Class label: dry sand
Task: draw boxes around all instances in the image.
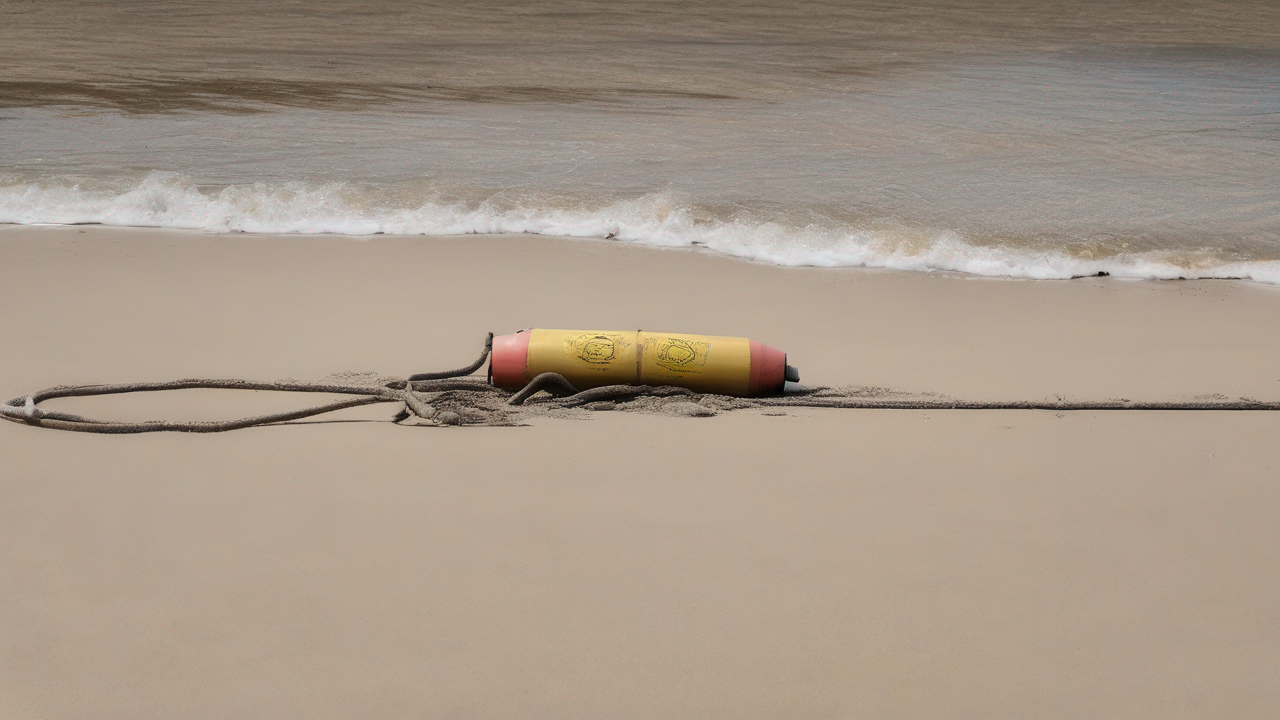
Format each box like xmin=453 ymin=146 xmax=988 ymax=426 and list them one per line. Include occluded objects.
xmin=2 ymin=225 xmax=1279 ymax=718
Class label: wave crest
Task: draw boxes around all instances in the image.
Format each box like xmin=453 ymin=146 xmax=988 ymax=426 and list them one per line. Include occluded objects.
xmin=3 ymin=171 xmax=1278 ymax=284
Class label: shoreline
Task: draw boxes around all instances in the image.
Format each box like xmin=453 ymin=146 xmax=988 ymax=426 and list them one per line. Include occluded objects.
xmin=6 ymin=203 xmax=1280 ymax=286
xmin=3 ymin=225 xmax=1279 ymax=718
xmin=9 ymin=219 xmax=1280 ymax=284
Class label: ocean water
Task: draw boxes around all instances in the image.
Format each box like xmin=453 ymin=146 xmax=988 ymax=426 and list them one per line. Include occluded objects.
xmin=2 ymin=0 xmax=1279 ymax=281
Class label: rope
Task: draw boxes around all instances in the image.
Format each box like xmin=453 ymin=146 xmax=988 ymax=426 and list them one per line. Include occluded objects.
xmin=516 ymin=379 xmax=1280 ymax=412
xmin=751 ymin=398 xmax=1280 ymax=411
xmin=4 ymin=333 xmax=1280 ymax=434
xmin=0 ymin=337 xmax=496 ymax=434
xmin=507 ymin=372 xmax=581 ymax=405
xmin=406 ymin=333 xmax=493 ymax=382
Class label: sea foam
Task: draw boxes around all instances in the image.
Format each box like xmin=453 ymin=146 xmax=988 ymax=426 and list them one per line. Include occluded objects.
xmin=4 ymin=172 xmax=1279 ymax=285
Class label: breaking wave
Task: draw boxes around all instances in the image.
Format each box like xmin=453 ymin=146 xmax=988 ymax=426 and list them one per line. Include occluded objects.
xmin=4 ymin=171 xmax=1279 ymax=284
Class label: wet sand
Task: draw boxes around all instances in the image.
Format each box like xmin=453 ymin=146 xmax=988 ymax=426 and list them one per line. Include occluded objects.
xmin=2 ymin=226 xmax=1279 ymax=718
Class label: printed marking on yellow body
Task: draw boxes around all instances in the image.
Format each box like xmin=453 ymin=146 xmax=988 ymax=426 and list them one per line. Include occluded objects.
xmin=527 ymin=329 xmax=639 ymax=387
xmin=526 ymin=329 xmax=754 ymax=394
xmin=639 ymin=332 xmax=751 ymax=395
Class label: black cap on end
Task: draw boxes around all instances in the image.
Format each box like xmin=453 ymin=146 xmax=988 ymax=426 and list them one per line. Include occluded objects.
xmin=784 ymin=364 xmax=800 ymax=383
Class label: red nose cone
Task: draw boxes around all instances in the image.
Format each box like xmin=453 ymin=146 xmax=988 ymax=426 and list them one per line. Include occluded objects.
xmin=748 ymin=340 xmax=788 ymax=396
xmin=489 ymin=331 xmax=530 ymax=388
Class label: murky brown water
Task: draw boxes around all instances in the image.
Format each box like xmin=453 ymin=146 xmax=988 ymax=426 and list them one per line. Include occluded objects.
xmin=3 ymin=0 xmax=1279 ymax=280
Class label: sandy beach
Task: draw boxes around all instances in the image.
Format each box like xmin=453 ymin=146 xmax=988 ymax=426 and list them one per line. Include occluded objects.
xmin=2 ymin=225 xmax=1278 ymax=717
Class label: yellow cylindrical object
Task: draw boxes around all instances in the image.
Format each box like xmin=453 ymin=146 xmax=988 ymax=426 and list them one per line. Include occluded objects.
xmin=490 ymin=329 xmax=791 ymax=396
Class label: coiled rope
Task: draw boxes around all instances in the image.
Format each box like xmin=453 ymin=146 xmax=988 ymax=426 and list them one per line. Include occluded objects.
xmin=4 ymin=333 xmax=1280 ymax=434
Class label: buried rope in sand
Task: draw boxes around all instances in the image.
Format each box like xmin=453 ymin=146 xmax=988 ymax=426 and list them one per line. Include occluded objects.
xmin=4 ymin=334 xmax=1280 ymax=434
